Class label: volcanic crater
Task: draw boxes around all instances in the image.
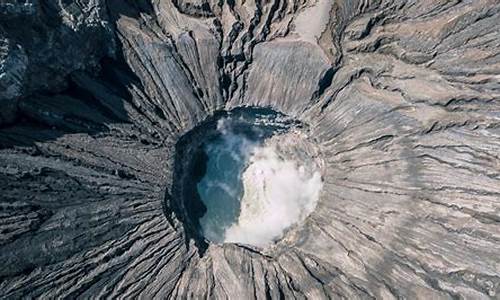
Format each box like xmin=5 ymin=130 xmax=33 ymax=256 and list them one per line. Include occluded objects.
xmin=0 ymin=0 xmax=499 ymax=298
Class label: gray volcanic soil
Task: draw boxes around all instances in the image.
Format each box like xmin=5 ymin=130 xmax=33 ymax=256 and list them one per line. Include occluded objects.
xmin=1 ymin=0 xmax=500 ymax=298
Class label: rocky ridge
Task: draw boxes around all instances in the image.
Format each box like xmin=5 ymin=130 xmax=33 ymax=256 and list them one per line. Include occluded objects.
xmin=0 ymin=0 xmax=499 ymax=298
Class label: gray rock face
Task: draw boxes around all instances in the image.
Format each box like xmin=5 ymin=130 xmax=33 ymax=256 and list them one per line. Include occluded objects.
xmin=0 ymin=0 xmax=114 ymax=124
xmin=0 ymin=0 xmax=499 ymax=298
xmin=0 ymin=37 xmax=26 ymax=123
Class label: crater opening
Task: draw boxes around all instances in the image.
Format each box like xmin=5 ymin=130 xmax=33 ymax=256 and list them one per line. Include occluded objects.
xmin=172 ymin=107 xmax=323 ymax=249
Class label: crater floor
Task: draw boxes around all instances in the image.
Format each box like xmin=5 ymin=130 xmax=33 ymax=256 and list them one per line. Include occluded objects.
xmin=1 ymin=0 xmax=500 ymax=298
xmin=175 ymin=108 xmax=322 ymax=247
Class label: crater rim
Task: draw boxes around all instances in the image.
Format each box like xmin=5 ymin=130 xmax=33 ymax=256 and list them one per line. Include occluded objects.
xmin=168 ymin=106 xmax=325 ymax=254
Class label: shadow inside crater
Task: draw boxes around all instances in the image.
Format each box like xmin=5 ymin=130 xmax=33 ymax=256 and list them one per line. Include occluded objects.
xmin=168 ymin=107 xmax=307 ymax=255
xmin=168 ymin=112 xmax=232 ymax=255
xmin=169 ymin=142 xmax=210 ymax=255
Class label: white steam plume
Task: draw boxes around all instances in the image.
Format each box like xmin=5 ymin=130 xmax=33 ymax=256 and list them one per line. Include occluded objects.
xmin=224 ymin=143 xmax=322 ymax=247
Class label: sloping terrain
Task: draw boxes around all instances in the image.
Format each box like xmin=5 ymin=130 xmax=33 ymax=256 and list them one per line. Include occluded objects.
xmin=0 ymin=0 xmax=499 ymax=298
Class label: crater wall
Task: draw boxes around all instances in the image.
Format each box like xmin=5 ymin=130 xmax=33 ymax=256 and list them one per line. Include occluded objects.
xmin=0 ymin=0 xmax=499 ymax=298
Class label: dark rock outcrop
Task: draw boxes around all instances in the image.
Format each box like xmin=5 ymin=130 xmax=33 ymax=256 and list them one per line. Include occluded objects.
xmin=0 ymin=0 xmax=499 ymax=298
xmin=0 ymin=0 xmax=114 ymax=124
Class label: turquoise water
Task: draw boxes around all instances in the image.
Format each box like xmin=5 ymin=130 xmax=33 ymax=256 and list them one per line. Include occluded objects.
xmin=192 ymin=108 xmax=298 ymax=243
xmin=196 ymin=132 xmax=249 ymax=243
xmin=188 ymin=108 xmax=296 ymax=243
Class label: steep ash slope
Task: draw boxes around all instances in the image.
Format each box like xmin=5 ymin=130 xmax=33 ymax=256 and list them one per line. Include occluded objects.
xmin=0 ymin=0 xmax=500 ymax=298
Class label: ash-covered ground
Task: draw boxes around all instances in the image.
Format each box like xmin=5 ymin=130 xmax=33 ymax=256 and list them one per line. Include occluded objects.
xmin=1 ymin=0 xmax=499 ymax=298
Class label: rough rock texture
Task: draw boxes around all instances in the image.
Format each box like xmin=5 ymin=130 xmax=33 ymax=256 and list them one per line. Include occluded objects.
xmin=1 ymin=0 xmax=499 ymax=298
xmin=0 ymin=0 xmax=114 ymax=124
